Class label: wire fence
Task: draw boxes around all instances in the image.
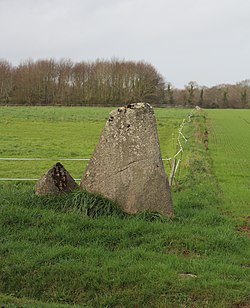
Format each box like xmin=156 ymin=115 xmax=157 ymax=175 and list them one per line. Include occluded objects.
xmin=0 ymin=158 xmax=89 ymax=181
xmin=164 ymin=107 xmax=199 ymax=186
xmin=0 ymin=157 xmax=170 ymax=181
xmin=0 ymin=158 xmax=90 ymax=161
xmin=0 ymin=108 xmax=198 ymax=183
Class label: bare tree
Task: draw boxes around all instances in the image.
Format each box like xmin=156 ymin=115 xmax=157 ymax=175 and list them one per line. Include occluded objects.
xmin=1 ymin=58 xmax=249 ymax=108
xmin=0 ymin=60 xmax=13 ymax=103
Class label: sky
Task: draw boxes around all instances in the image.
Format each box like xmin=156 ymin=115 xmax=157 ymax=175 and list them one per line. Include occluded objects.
xmin=0 ymin=0 xmax=250 ymax=88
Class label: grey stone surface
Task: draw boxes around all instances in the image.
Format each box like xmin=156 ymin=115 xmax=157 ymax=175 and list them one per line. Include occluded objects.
xmin=80 ymin=103 xmax=172 ymax=216
xmin=35 ymin=162 xmax=78 ymax=196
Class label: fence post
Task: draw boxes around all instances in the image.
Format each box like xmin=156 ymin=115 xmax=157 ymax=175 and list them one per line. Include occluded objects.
xmin=169 ymin=158 xmax=176 ymax=187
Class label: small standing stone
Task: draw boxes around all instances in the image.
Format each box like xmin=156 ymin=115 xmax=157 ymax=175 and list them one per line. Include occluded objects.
xmin=80 ymin=103 xmax=173 ymax=216
xmin=35 ymin=162 xmax=78 ymax=196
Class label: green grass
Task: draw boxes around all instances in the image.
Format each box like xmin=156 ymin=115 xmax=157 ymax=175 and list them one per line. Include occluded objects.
xmin=0 ymin=106 xmax=188 ymax=179
xmin=207 ymin=109 xmax=250 ymax=224
xmin=0 ymin=107 xmax=113 ymax=179
xmin=0 ymin=107 xmax=250 ymax=307
xmin=1 ymin=183 xmax=249 ymax=307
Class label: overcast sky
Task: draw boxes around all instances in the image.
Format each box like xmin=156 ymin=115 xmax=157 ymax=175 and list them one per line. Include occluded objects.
xmin=0 ymin=0 xmax=249 ymax=88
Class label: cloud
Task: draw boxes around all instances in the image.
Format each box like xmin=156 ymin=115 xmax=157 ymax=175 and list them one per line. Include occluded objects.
xmin=0 ymin=0 xmax=250 ymax=87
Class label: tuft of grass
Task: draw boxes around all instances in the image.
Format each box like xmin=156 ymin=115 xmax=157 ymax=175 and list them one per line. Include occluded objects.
xmin=37 ymin=189 xmax=126 ymax=218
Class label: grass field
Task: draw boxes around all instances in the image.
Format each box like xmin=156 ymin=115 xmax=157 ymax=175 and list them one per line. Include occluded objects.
xmin=0 ymin=107 xmax=187 ymax=179
xmin=0 ymin=107 xmax=250 ymax=307
xmin=207 ymin=109 xmax=250 ymax=225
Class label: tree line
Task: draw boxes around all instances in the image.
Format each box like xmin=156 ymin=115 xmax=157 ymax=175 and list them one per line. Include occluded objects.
xmin=168 ymin=80 xmax=250 ymax=109
xmin=0 ymin=59 xmax=165 ymax=106
xmin=0 ymin=58 xmax=249 ymax=108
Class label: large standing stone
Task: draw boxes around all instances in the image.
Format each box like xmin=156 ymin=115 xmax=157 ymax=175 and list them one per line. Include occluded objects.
xmin=80 ymin=103 xmax=172 ymax=216
xmin=35 ymin=162 xmax=78 ymax=196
